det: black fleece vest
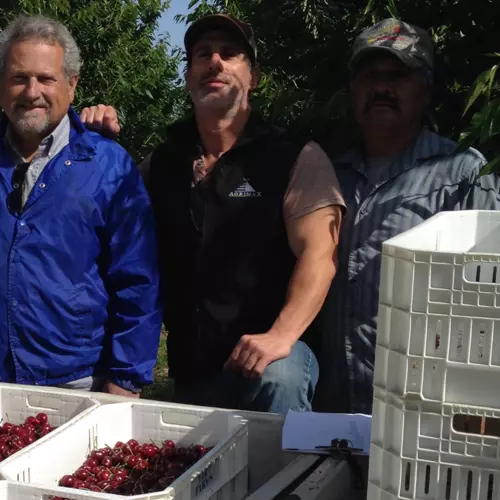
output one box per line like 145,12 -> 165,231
149,114 -> 308,383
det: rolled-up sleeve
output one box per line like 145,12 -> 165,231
283,141 -> 346,221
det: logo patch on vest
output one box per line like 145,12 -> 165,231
229,178 -> 262,198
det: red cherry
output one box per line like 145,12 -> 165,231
91,450 -> 105,462
75,469 -> 89,481
85,476 -> 97,484
2,423 -> 12,433
39,424 -> 52,437
101,456 -> 113,468
97,470 -> 110,481
141,445 -> 156,458
112,451 -> 125,464
10,437 -> 25,451
91,466 -> 101,476
135,460 -> 148,471
60,475 -> 75,488
24,424 -> 36,435
114,473 -> 126,484
122,444 -> 133,456
73,479 -> 84,489
163,440 -> 175,448
23,435 -> 36,446
10,426 -> 21,436
84,458 -> 98,468
109,480 -> 120,490
97,481 -> 110,491
114,469 -> 128,479
89,485 -> 101,492
194,444 -> 206,454
161,446 -> 175,458
15,428 -> 28,440
114,441 -> 124,449
126,455 -> 138,468
36,413 -> 48,425
24,416 -> 39,426
127,439 -> 139,448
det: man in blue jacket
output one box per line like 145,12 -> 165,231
0,15 -> 162,396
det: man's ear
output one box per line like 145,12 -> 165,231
68,75 -> 79,103
184,67 -> 192,94
250,64 -> 261,91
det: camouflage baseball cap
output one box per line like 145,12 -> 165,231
349,18 -> 434,72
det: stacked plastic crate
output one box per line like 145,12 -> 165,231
368,211 -> 500,500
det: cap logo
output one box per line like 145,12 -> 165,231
366,22 -> 415,51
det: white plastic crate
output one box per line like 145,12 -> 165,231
377,210 -> 500,409
368,388 -> 500,500
0,481 -> 118,500
0,402 -> 249,500
0,474 -> 247,500
0,383 -> 99,465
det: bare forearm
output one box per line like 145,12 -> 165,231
270,251 -> 336,345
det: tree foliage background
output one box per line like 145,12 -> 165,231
0,0 -> 183,161
0,0 -> 498,167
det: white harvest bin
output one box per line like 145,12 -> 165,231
0,480 -> 117,500
0,402 -> 249,500
0,383 -> 99,465
376,210 -> 500,409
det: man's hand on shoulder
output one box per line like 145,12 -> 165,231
80,104 -> 121,139
102,380 -> 140,398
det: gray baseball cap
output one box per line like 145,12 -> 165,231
349,18 -> 434,72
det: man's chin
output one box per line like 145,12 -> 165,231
196,95 -> 237,110
13,118 -> 51,136
361,111 -> 401,130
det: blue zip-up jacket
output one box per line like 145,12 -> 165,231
0,108 -> 163,390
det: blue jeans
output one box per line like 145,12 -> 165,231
174,341 -> 319,415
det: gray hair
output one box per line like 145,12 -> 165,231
0,15 -> 81,78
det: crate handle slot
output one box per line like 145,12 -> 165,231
488,474 -> 494,500
445,468 -> 452,500
424,465 -> 431,494
467,471 -> 473,500
464,262 -> 500,285
404,462 -> 411,491
452,414 -> 500,438
25,396 -> 60,413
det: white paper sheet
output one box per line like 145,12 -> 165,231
282,410 -> 372,455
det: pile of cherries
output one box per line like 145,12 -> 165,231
0,413 -> 55,461
55,438 -> 210,496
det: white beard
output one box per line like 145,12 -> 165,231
11,109 -> 51,135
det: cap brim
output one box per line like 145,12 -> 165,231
184,15 -> 256,64
349,46 -> 423,71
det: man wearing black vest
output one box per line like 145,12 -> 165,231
81,14 -> 345,414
